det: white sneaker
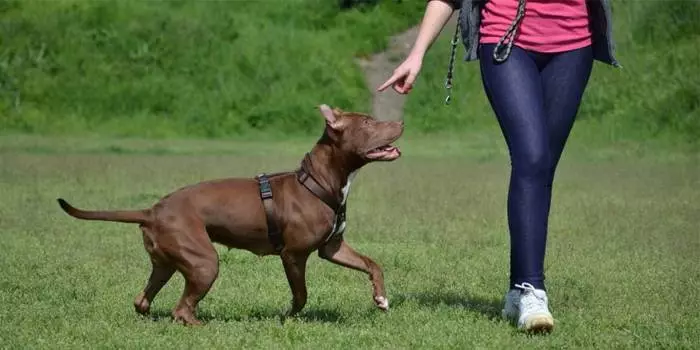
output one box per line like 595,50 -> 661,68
514,283 -> 554,333
501,289 -> 520,320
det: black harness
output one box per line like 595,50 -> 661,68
255,173 -> 285,252
256,154 -> 346,253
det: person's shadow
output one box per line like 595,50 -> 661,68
391,290 -> 504,321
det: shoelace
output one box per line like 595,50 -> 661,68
514,282 -> 537,293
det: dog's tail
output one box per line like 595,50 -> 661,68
57,198 -> 150,224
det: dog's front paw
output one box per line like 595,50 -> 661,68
374,296 -> 389,311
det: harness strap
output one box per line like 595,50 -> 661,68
296,153 -> 347,240
332,203 -> 347,238
296,170 -> 340,213
295,153 -> 341,212
256,173 -> 284,252
257,154 -> 348,252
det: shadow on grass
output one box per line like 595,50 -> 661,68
392,291 -> 503,320
145,306 -> 345,324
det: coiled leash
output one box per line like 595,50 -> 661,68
444,0 -> 526,105
492,0 -> 527,63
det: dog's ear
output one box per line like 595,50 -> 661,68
319,104 -> 342,130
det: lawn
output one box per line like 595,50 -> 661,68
0,134 -> 698,349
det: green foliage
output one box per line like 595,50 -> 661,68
406,0 -> 700,146
0,0 -> 698,146
0,0 -> 422,137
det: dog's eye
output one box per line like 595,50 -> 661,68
363,119 -> 370,125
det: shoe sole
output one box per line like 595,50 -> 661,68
520,314 -> 554,334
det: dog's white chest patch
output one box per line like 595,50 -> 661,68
331,171 -> 357,236
340,171 -> 357,206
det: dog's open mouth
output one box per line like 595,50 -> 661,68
366,144 -> 401,161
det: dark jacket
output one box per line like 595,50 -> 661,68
431,0 -> 621,67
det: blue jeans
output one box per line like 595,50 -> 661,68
479,43 -> 594,290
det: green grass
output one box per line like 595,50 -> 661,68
1,134 -> 698,348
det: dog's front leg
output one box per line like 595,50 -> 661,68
318,238 -> 388,311
280,250 -> 310,319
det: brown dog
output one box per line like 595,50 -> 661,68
57,105 -> 404,325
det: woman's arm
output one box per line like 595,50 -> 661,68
377,0 -> 456,93
409,0 -> 458,59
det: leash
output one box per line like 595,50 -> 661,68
493,0 -> 527,63
444,18 -> 461,105
444,0 -> 526,104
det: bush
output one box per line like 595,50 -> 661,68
404,0 -> 700,146
0,0 -> 423,138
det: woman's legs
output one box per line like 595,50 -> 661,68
479,44 -> 593,291
541,45 -> 594,204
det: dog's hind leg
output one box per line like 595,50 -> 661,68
134,263 -> 176,315
280,250 -> 310,318
318,238 -> 388,311
134,226 -> 176,315
169,229 -> 220,326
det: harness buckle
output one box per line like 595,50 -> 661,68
256,174 -> 273,200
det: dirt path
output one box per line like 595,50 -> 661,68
356,17 -> 457,121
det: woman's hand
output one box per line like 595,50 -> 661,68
376,53 -> 424,95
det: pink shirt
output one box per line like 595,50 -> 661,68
479,0 -> 592,53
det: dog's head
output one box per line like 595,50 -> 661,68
318,104 -> 404,163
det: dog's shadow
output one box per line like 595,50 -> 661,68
392,291 -> 503,321
143,292 -> 502,324
146,307 -> 345,324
